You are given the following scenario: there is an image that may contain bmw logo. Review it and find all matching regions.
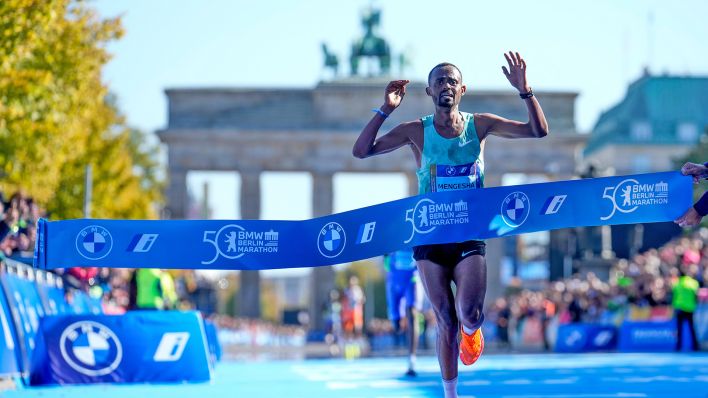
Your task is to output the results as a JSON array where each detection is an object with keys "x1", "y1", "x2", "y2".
[
  {"x1": 501, "y1": 191, "x2": 531, "y2": 228},
  {"x1": 75, "y1": 226, "x2": 113, "y2": 260},
  {"x1": 317, "y1": 222, "x2": 346, "y2": 258},
  {"x1": 60, "y1": 321, "x2": 122, "y2": 376}
]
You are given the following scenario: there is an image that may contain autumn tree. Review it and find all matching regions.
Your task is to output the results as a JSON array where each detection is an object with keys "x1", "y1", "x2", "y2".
[{"x1": 0, "y1": 0, "x2": 162, "y2": 219}]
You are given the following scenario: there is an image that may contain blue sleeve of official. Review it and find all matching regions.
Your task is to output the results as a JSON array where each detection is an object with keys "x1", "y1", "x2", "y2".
[{"x1": 694, "y1": 191, "x2": 708, "y2": 217}]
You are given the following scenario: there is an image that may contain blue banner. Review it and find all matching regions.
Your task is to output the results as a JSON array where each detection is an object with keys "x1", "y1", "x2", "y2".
[
  {"x1": 69, "y1": 290, "x2": 103, "y2": 315},
  {"x1": 1, "y1": 271, "x2": 46, "y2": 372},
  {"x1": 696, "y1": 303, "x2": 708, "y2": 343},
  {"x1": 36, "y1": 282, "x2": 72, "y2": 315},
  {"x1": 618, "y1": 320, "x2": 676, "y2": 352},
  {"x1": 555, "y1": 324, "x2": 618, "y2": 353},
  {"x1": 0, "y1": 276, "x2": 21, "y2": 376},
  {"x1": 30, "y1": 311, "x2": 212, "y2": 385},
  {"x1": 34, "y1": 172, "x2": 691, "y2": 270}
]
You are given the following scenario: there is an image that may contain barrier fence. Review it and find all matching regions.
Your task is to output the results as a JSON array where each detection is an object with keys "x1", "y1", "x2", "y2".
[
  {"x1": 479, "y1": 303, "x2": 708, "y2": 353},
  {"x1": 0, "y1": 258, "x2": 220, "y2": 385},
  {"x1": 0, "y1": 256, "x2": 705, "y2": 382}
]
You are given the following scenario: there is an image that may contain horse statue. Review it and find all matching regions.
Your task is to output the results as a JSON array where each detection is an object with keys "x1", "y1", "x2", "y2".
[
  {"x1": 349, "y1": 8, "x2": 391, "y2": 76},
  {"x1": 321, "y1": 43, "x2": 339, "y2": 77}
]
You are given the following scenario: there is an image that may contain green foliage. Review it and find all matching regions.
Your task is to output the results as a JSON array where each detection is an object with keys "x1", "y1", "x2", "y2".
[{"x1": 0, "y1": 0, "x2": 162, "y2": 219}]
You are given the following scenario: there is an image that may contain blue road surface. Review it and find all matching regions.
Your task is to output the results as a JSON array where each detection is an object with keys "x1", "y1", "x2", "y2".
[{"x1": 6, "y1": 353, "x2": 708, "y2": 398}]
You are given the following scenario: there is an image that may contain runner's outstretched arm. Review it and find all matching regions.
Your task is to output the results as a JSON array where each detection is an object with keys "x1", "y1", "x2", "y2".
[
  {"x1": 353, "y1": 80, "x2": 415, "y2": 158},
  {"x1": 476, "y1": 51, "x2": 549, "y2": 140}
]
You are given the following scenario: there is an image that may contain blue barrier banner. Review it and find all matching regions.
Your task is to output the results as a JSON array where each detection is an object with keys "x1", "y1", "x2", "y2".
[
  {"x1": 203, "y1": 319, "x2": 222, "y2": 363},
  {"x1": 618, "y1": 320, "x2": 676, "y2": 352},
  {"x1": 696, "y1": 303, "x2": 708, "y2": 343},
  {"x1": 30, "y1": 311, "x2": 212, "y2": 385},
  {"x1": 36, "y1": 283, "x2": 72, "y2": 315},
  {"x1": 0, "y1": 277, "x2": 21, "y2": 376},
  {"x1": 1, "y1": 272, "x2": 45, "y2": 372},
  {"x1": 555, "y1": 324, "x2": 617, "y2": 353},
  {"x1": 35, "y1": 172, "x2": 691, "y2": 270},
  {"x1": 70, "y1": 290, "x2": 103, "y2": 315}
]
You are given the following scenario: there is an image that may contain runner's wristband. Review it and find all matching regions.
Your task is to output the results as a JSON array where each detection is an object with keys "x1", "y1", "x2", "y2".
[
  {"x1": 372, "y1": 108, "x2": 389, "y2": 118},
  {"x1": 519, "y1": 89, "x2": 533, "y2": 99}
]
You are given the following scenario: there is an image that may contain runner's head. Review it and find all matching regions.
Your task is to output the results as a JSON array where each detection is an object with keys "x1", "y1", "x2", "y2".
[{"x1": 426, "y1": 63, "x2": 466, "y2": 109}]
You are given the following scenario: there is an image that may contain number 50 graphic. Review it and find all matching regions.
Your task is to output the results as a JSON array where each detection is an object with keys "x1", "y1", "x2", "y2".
[
  {"x1": 202, "y1": 224, "x2": 245, "y2": 265},
  {"x1": 600, "y1": 179, "x2": 639, "y2": 221}
]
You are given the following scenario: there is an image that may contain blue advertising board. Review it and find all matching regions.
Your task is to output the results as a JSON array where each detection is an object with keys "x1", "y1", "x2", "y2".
[
  {"x1": 555, "y1": 324, "x2": 618, "y2": 353},
  {"x1": 1, "y1": 271, "x2": 45, "y2": 372},
  {"x1": 36, "y1": 282, "x2": 72, "y2": 315},
  {"x1": 0, "y1": 280, "x2": 20, "y2": 376},
  {"x1": 30, "y1": 311, "x2": 212, "y2": 385},
  {"x1": 618, "y1": 320, "x2": 676, "y2": 352}
]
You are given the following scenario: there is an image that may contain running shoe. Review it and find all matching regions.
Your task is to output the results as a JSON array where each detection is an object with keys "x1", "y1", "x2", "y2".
[{"x1": 459, "y1": 327, "x2": 484, "y2": 366}]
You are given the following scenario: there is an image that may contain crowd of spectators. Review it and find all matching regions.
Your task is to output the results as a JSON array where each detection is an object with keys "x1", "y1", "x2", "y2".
[
  {"x1": 486, "y1": 230, "x2": 708, "y2": 350},
  {"x1": 0, "y1": 191, "x2": 40, "y2": 261},
  {"x1": 0, "y1": 189, "x2": 221, "y2": 315}
]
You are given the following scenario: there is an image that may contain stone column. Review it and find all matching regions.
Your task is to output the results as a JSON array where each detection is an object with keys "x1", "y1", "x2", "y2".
[
  {"x1": 483, "y1": 173, "x2": 503, "y2": 302},
  {"x1": 237, "y1": 172, "x2": 261, "y2": 318},
  {"x1": 165, "y1": 167, "x2": 188, "y2": 219},
  {"x1": 309, "y1": 172, "x2": 336, "y2": 332}
]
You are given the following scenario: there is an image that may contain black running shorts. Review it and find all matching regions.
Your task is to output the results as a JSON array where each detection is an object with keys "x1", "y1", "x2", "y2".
[{"x1": 412, "y1": 240, "x2": 486, "y2": 265}]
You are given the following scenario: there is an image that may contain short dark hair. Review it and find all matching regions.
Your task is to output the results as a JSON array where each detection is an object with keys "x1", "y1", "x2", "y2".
[{"x1": 428, "y1": 62, "x2": 462, "y2": 85}]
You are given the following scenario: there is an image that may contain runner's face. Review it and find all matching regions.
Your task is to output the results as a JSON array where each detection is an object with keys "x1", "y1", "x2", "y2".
[{"x1": 427, "y1": 66, "x2": 465, "y2": 108}]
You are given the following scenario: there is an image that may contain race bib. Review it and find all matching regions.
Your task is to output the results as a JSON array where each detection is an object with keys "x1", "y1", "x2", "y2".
[{"x1": 431, "y1": 162, "x2": 482, "y2": 192}]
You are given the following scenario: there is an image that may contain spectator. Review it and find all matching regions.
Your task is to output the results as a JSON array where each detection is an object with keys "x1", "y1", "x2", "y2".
[
  {"x1": 64, "y1": 267, "x2": 100, "y2": 292},
  {"x1": 0, "y1": 206, "x2": 19, "y2": 251},
  {"x1": 160, "y1": 270, "x2": 179, "y2": 309},
  {"x1": 493, "y1": 297, "x2": 511, "y2": 350},
  {"x1": 131, "y1": 268, "x2": 177, "y2": 310},
  {"x1": 346, "y1": 276, "x2": 366, "y2": 337},
  {"x1": 327, "y1": 289, "x2": 343, "y2": 347},
  {"x1": 673, "y1": 265, "x2": 700, "y2": 351},
  {"x1": 0, "y1": 199, "x2": 9, "y2": 242}
]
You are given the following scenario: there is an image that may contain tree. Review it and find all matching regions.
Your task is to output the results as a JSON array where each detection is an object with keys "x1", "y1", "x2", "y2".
[{"x1": 0, "y1": 0, "x2": 162, "y2": 218}]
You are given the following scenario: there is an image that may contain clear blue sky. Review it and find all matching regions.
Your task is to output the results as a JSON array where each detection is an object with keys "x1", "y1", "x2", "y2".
[{"x1": 95, "y1": 0, "x2": 708, "y2": 220}]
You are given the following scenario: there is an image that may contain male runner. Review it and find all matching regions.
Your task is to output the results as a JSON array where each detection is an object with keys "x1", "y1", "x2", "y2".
[
  {"x1": 353, "y1": 52, "x2": 548, "y2": 398},
  {"x1": 383, "y1": 249, "x2": 421, "y2": 376}
]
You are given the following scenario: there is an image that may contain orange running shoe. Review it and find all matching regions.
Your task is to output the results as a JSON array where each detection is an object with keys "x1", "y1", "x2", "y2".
[{"x1": 459, "y1": 327, "x2": 484, "y2": 366}]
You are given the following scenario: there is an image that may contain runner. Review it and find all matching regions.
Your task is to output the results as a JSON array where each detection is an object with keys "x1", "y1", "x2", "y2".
[
  {"x1": 383, "y1": 249, "x2": 421, "y2": 376},
  {"x1": 353, "y1": 51, "x2": 549, "y2": 398}
]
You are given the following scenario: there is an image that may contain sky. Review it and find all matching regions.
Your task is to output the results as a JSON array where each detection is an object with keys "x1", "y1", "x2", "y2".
[{"x1": 94, "y1": 0, "x2": 708, "y2": 225}]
